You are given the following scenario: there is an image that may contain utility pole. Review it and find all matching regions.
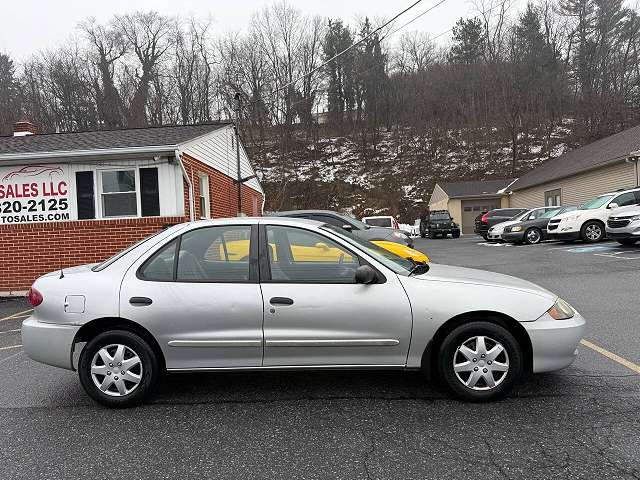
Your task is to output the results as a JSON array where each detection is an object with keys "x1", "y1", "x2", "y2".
[{"x1": 234, "y1": 92, "x2": 242, "y2": 216}]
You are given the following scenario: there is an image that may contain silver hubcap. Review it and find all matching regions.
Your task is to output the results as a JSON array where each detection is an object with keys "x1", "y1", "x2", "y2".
[
  {"x1": 453, "y1": 336, "x2": 509, "y2": 391},
  {"x1": 585, "y1": 224, "x2": 601, "y2": 240},
  {"x1": 527, "y1": 229, "x2": 541, "y2": 243},
  {"x1": 91, "y1": 344, "x2": 143, "y2": 397}
]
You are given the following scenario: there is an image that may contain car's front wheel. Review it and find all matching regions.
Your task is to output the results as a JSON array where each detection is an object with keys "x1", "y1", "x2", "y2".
[
  {"x1": 581, "y1": 221, "x2": 604, "y2": 243},
  {"x1": 79, "y1": 330, "x2": 160, "y2": 408},
  {"x1": 524, "y1": 227, "x2": 543, "y2": 245},
  {"x1": 438, "y1": 321, "x2": 523, "y2": 402}
]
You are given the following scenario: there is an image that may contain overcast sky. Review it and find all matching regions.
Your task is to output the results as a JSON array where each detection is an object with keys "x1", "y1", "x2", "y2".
[{"x1": 1, "y1": 0, "x2": 525, "y2": 60}]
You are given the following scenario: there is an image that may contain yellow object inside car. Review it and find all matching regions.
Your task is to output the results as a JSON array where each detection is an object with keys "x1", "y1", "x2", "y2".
[
  {"x1": 371, "y1": 241, "x2": 429, "y2": 263},
  {"x1": 215, "y1": 238, "x2": 428, "y2": 264}
]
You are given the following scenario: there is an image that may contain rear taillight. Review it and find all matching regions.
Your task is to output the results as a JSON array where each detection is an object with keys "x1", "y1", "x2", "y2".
[
  {"x1": 481, "y1": 212, "x2": 490, "y2": 224},
  {"x1": 28, "y1": 287, "x2": 43, "y2": 307}
]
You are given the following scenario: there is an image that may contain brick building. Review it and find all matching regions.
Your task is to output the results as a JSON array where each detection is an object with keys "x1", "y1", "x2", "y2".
[{"x1": 0, "y1": 122, "x2": 264, "y2": 294}]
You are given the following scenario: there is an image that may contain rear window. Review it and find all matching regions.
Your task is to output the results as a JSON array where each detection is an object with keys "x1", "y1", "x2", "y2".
[{"x1": 364, "y1": 218, "x2": 392, "y2": 227}]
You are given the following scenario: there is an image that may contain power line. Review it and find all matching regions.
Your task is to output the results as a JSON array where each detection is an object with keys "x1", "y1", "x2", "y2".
[
  {"x1": 267, "y1": 0, "x2": 425, "y2": 98},
  {"x1": 380, "y1": 0, "x2": 448, "y2": 41}
]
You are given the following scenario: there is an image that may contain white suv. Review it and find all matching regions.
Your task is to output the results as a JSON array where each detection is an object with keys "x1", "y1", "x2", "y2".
[
  {"x1": 487, "y1": 207, "x2": 557, "y2": 242},
  {"x1": 547, "y1": 188, "x2": 640, "y2": 243},
  {"x1": 606, "y1": 204, "x2": 640, "y2": 245}
]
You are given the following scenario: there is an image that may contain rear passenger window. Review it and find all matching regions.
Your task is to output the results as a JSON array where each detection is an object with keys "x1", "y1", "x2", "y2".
[
  {"x1": 176, "y1": 226, "x2": 252, "y2": 282},
  {"x1": 139, "y1": 240, "x2": 177, "y2": 281}
]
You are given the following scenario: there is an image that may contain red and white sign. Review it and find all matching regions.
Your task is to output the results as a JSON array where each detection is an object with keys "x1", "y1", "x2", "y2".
[{"x1": 0, "y1": 165, "x2": 70, "y2": 224}]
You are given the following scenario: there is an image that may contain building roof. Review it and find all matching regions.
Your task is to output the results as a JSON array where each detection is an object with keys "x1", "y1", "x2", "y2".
[
  {"x1": 0, "y1": 123, "x2": 230, "y2": 156},
  {"x1": 510, "y1": 124, "x2": 640, "y2": 191},
  {"x1": 438, "y1": 178, "x2": 517, "y2": 198}
]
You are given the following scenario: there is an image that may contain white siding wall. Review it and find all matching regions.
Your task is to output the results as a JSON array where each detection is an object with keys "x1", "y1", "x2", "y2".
[
  {"x1": 510, "y1": 161, "x2": 636, "y2": 208},
  {"x1": 429, "y1": 184, "x2": 449, "y2": 208},
  {"x1": 180, "y1": 125, "x2": 264, "y2": 194}
]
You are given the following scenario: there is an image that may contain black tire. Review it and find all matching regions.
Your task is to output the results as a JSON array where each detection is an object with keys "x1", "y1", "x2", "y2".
[
  {"x1": 420, "y1": 233, "x2": 427, "y2": 238},
  {"x1": 437, "y1": 321, "x2": 523, "y2": 402},
  {"x1": 617, "y1": 238, "x2": 638, "y2": 246},
  {"x1": 580, "y1": 221, "x2": 604, "y2": 243},
  {"x1": 481, "y1": 233, "x2": 489, "y2": 241},
  {"x1": 523, "y1": 227, "x2": 543, "y2": 245},
  {"x1": 452, "y1": 231, "x2": 460, "y2": 239},
  {"x1": 78, "y1": 330, "x2": 160, "y2": 408},
  {"x1": 429, "y1": 231, "x2": 436, "y2": 239}
]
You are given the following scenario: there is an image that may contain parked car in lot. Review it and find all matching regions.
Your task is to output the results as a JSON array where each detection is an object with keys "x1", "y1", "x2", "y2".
[
  {"x1": 547, "y1": 188, "x2": 640, "y2": 243},
  {"x1": 487, "y1": 207, "x2": 557, "y2": 242},
  {"x1": 503, "y1": 207, "x2": 576, "y2": 244},
  {"x1": 22, "y1": 217, "x2": 585, "y2": 407},
  {"x1": 419, "y1": 210, "x2": 461, "y2": 239},
  {"x1": 273, "y1": 210, "x2": 427, "y2": 263},
  {"x1": 606, "y1": 204, "x2": 640, "y2": 245},
  {"x1": 475, "y1": 208, "x2": 528, "y2": 240},
  {"x1": 361, "y1": 215, "x2": 400, "y2": 229}
]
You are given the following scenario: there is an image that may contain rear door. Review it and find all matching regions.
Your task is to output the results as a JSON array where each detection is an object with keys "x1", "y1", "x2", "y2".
[
  {"x1": 259, "y1": 223, "x2": 412, "y2": 367},
  {"x1": 120, "y1": 224, "x2": 264, "y2": 370}
]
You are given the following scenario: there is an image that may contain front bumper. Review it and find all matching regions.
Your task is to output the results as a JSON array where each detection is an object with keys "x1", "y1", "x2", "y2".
[
  {"x1": 487, "y1": 230, "x2": 503, "y2": 241},
  {"x1": 524, "y1": 311, "x2": 586, "y2": 373},
  {"x1": 502, "y1": 231, "x2": 525, "y2": 243},
  {"x1": 21, "y1": 317, "x2": 80, "y2": 370},
  {"x1": 606, "y1": 223, "x2": 640, "y2": 239}
]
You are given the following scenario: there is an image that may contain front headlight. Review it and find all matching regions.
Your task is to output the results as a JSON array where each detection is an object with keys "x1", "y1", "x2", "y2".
[
  {"x1": 548, "y1": 298, "x2": 575, "y2": 320},
  {"x1": 631, "y1": 215, "x2": 640, "y2": 221},
  {"x1": 511, "y1": 225, "x2": 523, "y2": 232},
  {"x1": 561, "y1": 215, "x2": 580, "y2": 223}
]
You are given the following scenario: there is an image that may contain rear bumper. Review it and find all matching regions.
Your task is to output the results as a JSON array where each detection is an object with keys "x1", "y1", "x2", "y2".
[
  {"x1": 21, "y1": 317, "x2": 79, "y2": 371},
  {"x1": 524, "y1": 312, "x2": 586, "y2": 373}
]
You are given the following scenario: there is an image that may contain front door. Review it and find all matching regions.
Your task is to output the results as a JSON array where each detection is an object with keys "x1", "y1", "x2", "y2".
[
  {"x1": 120, "y1": 224, "x2": 264, "y2": 370},
  {"x1": 259, "y1": 224, "x2": 412, "y2": 367}
]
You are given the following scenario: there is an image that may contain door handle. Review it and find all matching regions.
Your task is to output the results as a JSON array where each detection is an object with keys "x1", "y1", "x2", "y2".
[
  {"x1": 270, "y1": 297, "x2": 294, "y2": 306},
  {"x1": 129, "y1": 296, "x2": 153, "y2": 306}
]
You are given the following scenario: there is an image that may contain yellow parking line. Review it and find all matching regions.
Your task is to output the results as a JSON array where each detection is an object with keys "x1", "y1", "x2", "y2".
[
  {"x1": 580, "y1": 339, "x2": 640, "y2": 374},
  {"x1": 0, "y1": 344, "x2": 22, "y2": 351},
  {"x1": 0, "y1": 309, "x2": 33, "y2": 322}
]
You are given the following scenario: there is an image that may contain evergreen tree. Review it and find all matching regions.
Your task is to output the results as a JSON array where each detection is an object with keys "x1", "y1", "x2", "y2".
[
  {"x1": 0, "y1": 54, "x2": 19, "y2": 136},
  {"x1": 448, "y1": 18, "x2": 485, "y2": 64}
]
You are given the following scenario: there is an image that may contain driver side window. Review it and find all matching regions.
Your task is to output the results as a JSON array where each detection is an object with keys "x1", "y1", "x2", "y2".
[{"x1": 266, "y1": 226, "x2": 360, "y2": 283}]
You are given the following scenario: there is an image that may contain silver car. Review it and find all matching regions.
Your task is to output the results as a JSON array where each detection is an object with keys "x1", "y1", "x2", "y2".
[{"x1": 22, "y1": 217, "x2": 585, "y2": 407}]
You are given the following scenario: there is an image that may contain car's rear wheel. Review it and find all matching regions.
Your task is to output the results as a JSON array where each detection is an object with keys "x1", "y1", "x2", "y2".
[
  {"x1": 438, "y1": 321, "x2": 523, "y2": 402},
  {"x1": 79, "y1": 330, "x2": 159, "y2": 408},
  {"x1": 617, "y1": 238, "x2": 638, "y2": 246},
  {"x1": 581, "y1": 221, "x2": 604, "y2": 243},
  {"x1": 524, "y1": 227, "x2": 542, "y2": 245}
]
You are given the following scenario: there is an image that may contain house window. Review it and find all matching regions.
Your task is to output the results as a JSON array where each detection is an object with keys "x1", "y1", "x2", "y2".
[
  {"x1": 140, "y1": 168, "x2": 160, "y2": 217},
  {"x1": 198, "y1": 175, "x2": 210, "y2": 219},
  {"x1": 101, "y1": 170, "x2": 137, "y2": 217},
  {"x1": 75, "y1": 171, "x2": 95, "y2": 220},
  {"x1": 545, "y1": 189, "x2": 562, "y2": 206}
]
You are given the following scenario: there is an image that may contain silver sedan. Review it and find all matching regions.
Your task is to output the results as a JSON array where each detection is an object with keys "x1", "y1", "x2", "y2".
[{"x1": 22, "y1": 217, "x2": 585, "y2": 407}]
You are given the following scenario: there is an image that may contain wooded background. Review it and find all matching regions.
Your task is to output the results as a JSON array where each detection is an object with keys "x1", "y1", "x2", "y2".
[{"x1": 1, "y1": 0, "x2": 639, "y2": 220}]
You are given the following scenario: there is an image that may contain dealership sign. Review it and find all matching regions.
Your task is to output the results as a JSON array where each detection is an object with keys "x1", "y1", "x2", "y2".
[{"x1": 0, "y1": 165, "x2": 71, "y2": 224}]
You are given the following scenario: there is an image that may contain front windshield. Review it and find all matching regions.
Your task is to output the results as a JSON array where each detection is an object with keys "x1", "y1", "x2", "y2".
[
  {"x1": 321, "y1": 224, "x2": 415, "y2": 275},
  {"x1": 514, "y1": 210, "x2": 532, "y2": 220},
  {"x1": 430, "y1": 213, "x2": 450, "y2": 220},
  {"x1": 579, "y1": 195, "x2": 614, "y2": 210}
]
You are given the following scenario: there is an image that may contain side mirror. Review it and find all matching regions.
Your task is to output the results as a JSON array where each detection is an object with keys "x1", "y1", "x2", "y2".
[
  {"x1": 355, "y1": 265, "x2": 377, "y2": 284},
  {"x1": 608, "y1": 202, "x2": 619, "y2": 209},
  {"x1": 342, "y1": 224, "x2": 353, "y2": 231}
]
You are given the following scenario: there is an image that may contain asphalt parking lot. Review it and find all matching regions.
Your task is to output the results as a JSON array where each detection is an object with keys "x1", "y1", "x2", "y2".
[{"x1": 1, "y1": 236, "x2": 639, "y2": 479}]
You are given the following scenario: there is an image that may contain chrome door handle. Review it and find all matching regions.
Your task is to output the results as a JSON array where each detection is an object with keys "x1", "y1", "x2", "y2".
[{"x1": 270, "y1": 297, "x2": 294, "y2": 306}]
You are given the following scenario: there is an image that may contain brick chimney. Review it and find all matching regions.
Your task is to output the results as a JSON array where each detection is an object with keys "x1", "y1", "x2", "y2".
[{"x1": 13, "y1": 120, "x2": 38, "y2": 137}]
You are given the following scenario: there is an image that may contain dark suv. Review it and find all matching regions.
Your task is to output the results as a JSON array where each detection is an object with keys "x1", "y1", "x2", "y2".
[
  {"x1": 474, "y1": 208, "x2": 528, "y2": 240},
  {"x1": 420, "y1": 211, "x2": 460, "y2": 239}
]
